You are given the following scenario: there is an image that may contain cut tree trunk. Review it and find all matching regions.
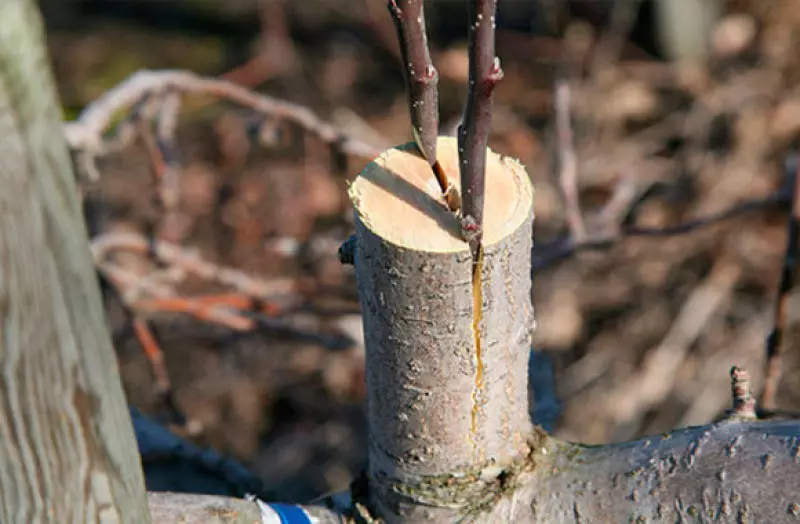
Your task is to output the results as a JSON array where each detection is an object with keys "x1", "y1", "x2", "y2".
[
  {"x1": 347, "y1": 138, "x2": 800, "y2": 523},
  {"x1": 349, "y1": 136, "x2": 535, "y2": 522},
  {"x1": 0, "y1": 0, "x2": 151, "y2": 521}
]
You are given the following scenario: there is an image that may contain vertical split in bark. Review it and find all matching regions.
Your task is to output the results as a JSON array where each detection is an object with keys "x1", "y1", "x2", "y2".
[
  {"x1": 457, "y1": 0, "x2": 504, "y2": 467},
  {"x1": 349, "y1": 137, "x2": 534, "y2": 521}
]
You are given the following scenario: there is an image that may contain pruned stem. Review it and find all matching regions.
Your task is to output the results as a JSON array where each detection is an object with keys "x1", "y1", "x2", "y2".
[{"x1": 458, "y1": 0, "x2": 503, "y2": 257}]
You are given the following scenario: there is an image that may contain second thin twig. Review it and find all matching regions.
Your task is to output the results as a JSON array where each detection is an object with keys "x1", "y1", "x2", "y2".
[{"x1": 458, "y1": 0, "x2": 504, "y2": 256}]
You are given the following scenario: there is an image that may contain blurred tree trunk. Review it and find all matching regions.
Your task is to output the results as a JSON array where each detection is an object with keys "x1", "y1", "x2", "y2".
[{"x1": 0, "y1": 0, "x2": 151, "y2": 521}]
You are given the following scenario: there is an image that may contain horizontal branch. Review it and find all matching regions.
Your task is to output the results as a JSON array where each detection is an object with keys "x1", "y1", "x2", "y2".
[
  {"x1": 91, "y1": 232, "x2": 296, "y2": 299},
  {"x1": 532, "y1": 191, "x2": 786, "y2": 272},
  {"x1": 146, "y1": 492, "x2": 347, "y2": 523},
  {"x1": 64, "y1": 69, "x2": 382, "y2": 181},
  {"x1": 520, "y1": 419, "x2": 800, "y2": 521}
]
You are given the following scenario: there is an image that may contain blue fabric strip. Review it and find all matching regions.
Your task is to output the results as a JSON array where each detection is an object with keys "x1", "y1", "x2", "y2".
[{"x1": 269, "y1": 503, "x2": 313, "y2": 524}]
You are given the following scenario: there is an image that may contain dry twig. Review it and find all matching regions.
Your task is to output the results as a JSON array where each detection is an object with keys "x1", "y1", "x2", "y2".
[
  {"x1": 64, "y1": 69, "x2": 380, "y2": 182},
  {"x1": 554, "y1": 79, "x2": 586, "y2": 241},
  {"x1": 92, "y1": 232, "x2": 297, "y2": 299},
  {"x1": 762, "y1": 154, "x2": 800, "y2": 410},
  {"x1": 532, "y1": 190, "x2": 788, "y2": 273}
]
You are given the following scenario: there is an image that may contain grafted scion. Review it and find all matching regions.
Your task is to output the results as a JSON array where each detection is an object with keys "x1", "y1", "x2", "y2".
[{"x1": 388, "y1": 0, "x2": 459, "y2": 211}]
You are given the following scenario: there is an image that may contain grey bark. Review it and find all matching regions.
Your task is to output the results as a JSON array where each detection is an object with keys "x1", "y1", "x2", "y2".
[
  {"x1": 6, "y1": 0, "x2": 800, "y2": 521},
  {"x1": 346, "y1": 139, "x2": 800, "y2": 523},
  {"x1": 350, "y1": 138, "x2": 535, "y2": 522},
  {"x1": 0, "y1": 0, "x2": 152, "y2": 521}
]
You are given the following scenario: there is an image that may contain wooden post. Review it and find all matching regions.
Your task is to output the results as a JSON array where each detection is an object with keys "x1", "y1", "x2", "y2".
[
  {"x1": 0, "y1": 0, "x2": 151, "y2": 521},
  {"x1": 349, "y1": 137, "x2": 535, "y2": 521}
]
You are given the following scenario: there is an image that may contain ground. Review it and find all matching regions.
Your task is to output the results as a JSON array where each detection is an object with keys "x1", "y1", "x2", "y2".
[{"x1": 42, "y1": 0, "x2": 800, "y2": 503}]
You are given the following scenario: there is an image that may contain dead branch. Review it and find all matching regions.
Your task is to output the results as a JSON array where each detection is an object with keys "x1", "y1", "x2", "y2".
[
  {"x1": 63, "y1": 69, "x2": 380, "y2": 182},
  {"x1": 532, "y1": 190, "x2": 787, "y2": 272},
  {"x1": 762, "y1": 154, "x2": 800, "y2": 410},
  {"x1": 91, "y1": 231, "x2": 297, "y2": 299},
  {"x1": 554, "y1": 78, "x2": 586, "y2": 241}
]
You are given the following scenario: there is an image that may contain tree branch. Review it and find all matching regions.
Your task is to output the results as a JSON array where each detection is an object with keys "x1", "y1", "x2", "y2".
[
  {"x1": 554, "y1": 78, "x2": 586, "y2": 241},
  {"x1": 532, "y1": 191, "x2": 787, "y2": 272},
  {"x1": 64, "y1": 70, "x2": 381, "y2": 183},
  {"x1": 762, "y1": 154, "x2": 800, "y2": 410}
]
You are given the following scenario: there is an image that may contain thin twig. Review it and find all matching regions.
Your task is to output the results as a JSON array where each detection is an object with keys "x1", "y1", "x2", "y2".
[
  {"x1": 64, "y1": 70, "x2": 380, "y2": 182},
  {"x1": 761, "y1": 155, "x2": 800, "y2": 410},
  {"x1": 458, "y1": 0, "x2": 503, "y2": 257},
  {"x1": 91, "y1": 232, "x2": 297, "y2": 299},
  {"x1": 133, "y1": 317, "x2": 172, "y2": 396},
  {"x1": 589, "y1": 0, "x2": 644, "y2": 74},
  {"x1": 554, "y1": 78, "x2": 586, "y2": 241},
  {"x1": 155, "y1": 91, "x2": 182, "y2": 211},
  {"x1": 532, "y1": 191, "x2": 787, "y2": 272},
  {"x1": 133, "y1": 97, "x2": 175, "y2": 254},
  {"x1": 388, "y1": 1, "x2": 438, "y2": 167}
]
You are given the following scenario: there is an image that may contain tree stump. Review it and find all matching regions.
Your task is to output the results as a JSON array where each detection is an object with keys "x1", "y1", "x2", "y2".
[{"x1": 349, "y1": 137, "x2": 535, "y2": 521}]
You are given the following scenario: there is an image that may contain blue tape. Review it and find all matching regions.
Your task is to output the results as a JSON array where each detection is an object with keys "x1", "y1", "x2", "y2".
[{"x1": 269, "y1": 503, "x2": 313, "y2": 524}]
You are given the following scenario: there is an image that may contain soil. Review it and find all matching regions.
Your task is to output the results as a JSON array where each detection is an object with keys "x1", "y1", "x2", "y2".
[{"x1": 42, "y1": 0, "x2": 800, "y2": 504}]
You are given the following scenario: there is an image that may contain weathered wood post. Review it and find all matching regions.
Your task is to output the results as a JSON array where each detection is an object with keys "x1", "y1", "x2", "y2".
[
  {"x1": 349, "y1": 137, "x2": 535, "y2": 521},
  {"x1": 0, "y1": 0, "x2": 152, "y2": 521}
]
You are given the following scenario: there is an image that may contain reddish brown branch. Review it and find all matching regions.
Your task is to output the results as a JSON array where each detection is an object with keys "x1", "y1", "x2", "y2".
[
  {"x1": 458, "y1": 0, "x2": 503, "y2": 256},
  {"x1": 762, "y1": 156, "x2": 800, "y2": 410},
  {"x1": 387, "y1": 0, "x2": 460, "y2": 210},
  {"x1": 133, "y1": 317, "x2": 171, "y2": 395},
  {"x1": 388, "y1": 0, "x2": 439, "y2": 167}
]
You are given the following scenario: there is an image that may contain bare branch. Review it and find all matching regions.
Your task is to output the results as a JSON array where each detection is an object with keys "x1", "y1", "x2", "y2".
[
  {"x1": 91, "y1": 231, "x2": 297, "y2": 299},
  {"x1": 64, "y1": 70, "x2": 381, "y2": 182},
  {"x1": 458, "y1": 0, "x2": 503, "y2": 256},
  {"x1": 532, "y1": 191, "x2": 786, "y2": 272},
  {"x1": 762, "y1": 154, "x2": 800, "y2": 410},
  {"x1": 554, "y1": 78, "x2": 586, "y2": 241}
]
